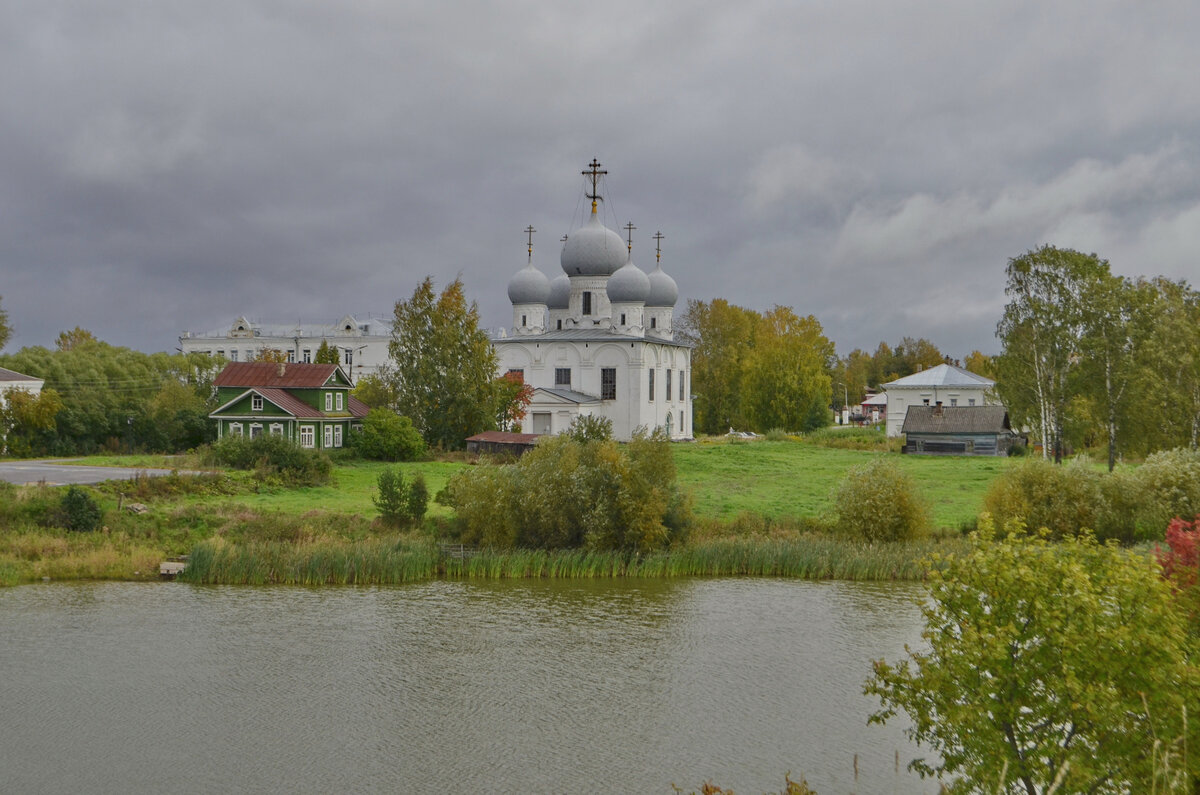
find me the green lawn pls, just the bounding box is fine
[59,440,1011,532]
[675,438,1012,531]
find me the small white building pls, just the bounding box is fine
[492,160,692,441]
[179,314,391,384]
[0,366,44,406]
[882,363,996,437]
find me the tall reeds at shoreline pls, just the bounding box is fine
[180,535,958,585]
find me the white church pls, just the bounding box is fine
[493,160,693,441]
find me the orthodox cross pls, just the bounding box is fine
[624,222,636,254]
[582,158,607,211]
[653,231,665,263]
[525,225,536,262]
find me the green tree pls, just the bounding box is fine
[351,408,426,461]
[251,347,289,363]
[315,339,340,364]
[678,298,759,434]
[387,277,498,450]
[0,387,63,457]
[0,295,10,351]
[373,468,428,528]
[867,520,1198,792]
[962,350,994,379]
[994,246,1110,463]
[741,306,833,433]
[55,326,99,352]
[1145,278,1200,451]
[58,486,103,532]
[352,367,399,411]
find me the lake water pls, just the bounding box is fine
[0,579,936,794]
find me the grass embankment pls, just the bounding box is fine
[1,435,1007,585]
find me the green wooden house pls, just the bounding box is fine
[210,362,368,449]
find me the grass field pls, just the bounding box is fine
[676,438,1010,531]
[1,437,1015,584]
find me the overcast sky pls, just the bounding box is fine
[2,1,1197,358]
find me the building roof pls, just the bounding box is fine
[884,363,994,389]
[0,366,42,382]
[861,393,887,406]
[347,395,370,418]
[214,362,346,389]
[466,431,542,444]
[901,405,1011,434]
[255,388,326,418]
[533,387,601,404]
[493,328,692,348]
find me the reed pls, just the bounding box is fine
[179,534,962,585]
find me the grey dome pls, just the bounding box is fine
[606,256,650,303]
[646,263,678,307]
[547,274,570,309]
[560,213,626,277]
[507,261,551,305]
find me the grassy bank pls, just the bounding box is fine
[1,436,1011,585]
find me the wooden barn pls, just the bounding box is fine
[901,405,1017,456]
[465,431,541,457]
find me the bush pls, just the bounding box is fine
[373,468,428,529]
[442,428,690,552]
[982,458,1103,540]
[1131,448,1200,536]
[833,458,929,542]
[565,414,613,443]
[202,434,333,486]
[348,409,426,461]
[764,427,789,441]
[58,486,102,532]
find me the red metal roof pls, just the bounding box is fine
[347,395,370,418]
[214,362,340,389]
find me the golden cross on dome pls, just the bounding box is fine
[525,225,536,261]
[653,231,664,263]
[582,158,607,212]
[624,222,636,253]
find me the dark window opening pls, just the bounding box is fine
[582,291,592,315]
[601,368,616,400]
[650,317,657,329]
[648,369,655,401]
[555,368,571,387]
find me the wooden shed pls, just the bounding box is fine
[465,431,541,457]
[901,405,1017,456]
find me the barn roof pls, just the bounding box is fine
[466,431,541,444]
[902,405,1011,434]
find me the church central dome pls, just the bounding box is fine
[560,213,626,277]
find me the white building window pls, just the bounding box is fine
[300,426,314,448]
[229,422,243,437]
[303,349,312,363]
[336,393,344,411]
[666,370,672,402]
[249,423,262,439]
[324,425,334,447]
[287,350,295,363]
[648,369,655,401]
[950,398,958,406]
[680,370,685,401]
[252,395,263,411]
[334,426,343,447]
[601,368,616,400]
[269,423,284,437]
[969,398,976,406]
[325,393,333,411]
[344,348,353,366]
[230,349,238,361]
[555,368,570,387]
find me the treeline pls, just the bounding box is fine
[679,298,960,435]
[0,329,219,456]
[995,245,1200,467]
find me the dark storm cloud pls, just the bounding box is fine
[2,0,1198,357]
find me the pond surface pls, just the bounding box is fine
[0,579,937,793]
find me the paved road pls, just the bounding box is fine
[0,460,200,486]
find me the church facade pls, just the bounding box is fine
[493,161,693,441]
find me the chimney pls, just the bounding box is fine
[934,401,943,416]
[277,362,286,378]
